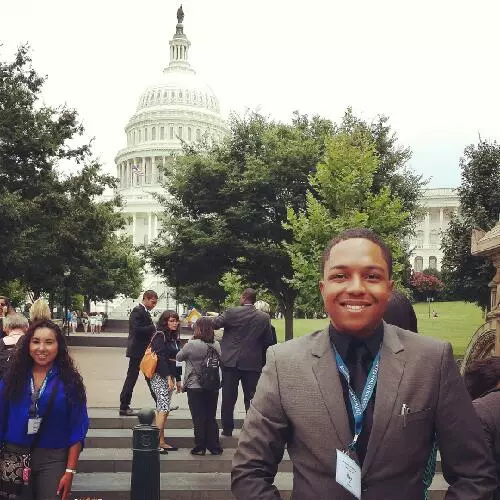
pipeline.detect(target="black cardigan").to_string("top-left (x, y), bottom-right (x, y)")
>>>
top-left (151, 332), bottom-right (180, 380)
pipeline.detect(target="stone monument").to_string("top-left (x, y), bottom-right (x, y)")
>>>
top-left (460, 221), bottom-right (500, 373)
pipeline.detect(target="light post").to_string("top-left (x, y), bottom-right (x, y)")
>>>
top-left (63, 268), bottom-right (71, 336)
top-left (427, 297), bottom-right (434, 319)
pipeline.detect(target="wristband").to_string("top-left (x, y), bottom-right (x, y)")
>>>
top-left (65, 468), bottom-right (77, 474)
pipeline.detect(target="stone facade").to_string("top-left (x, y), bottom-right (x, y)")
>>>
top-left (409, 188), bottom-right (460, 272)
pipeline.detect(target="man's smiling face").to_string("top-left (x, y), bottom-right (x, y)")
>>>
top-left (319, 238), bottom-right (393, 337)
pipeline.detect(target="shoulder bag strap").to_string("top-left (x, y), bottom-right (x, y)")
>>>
top-left (29, 379), bottom-right (59, 453)
top-left (150, 331), bottom-right (165, 353)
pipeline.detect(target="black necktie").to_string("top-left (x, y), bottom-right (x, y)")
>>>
top-left (347, 340), bottom-right (372, 466)
top-left (349, 340), bottom-right (369, 399)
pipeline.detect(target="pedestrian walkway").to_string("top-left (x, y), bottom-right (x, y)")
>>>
top-left (70, 347), bottom-right (449, 498)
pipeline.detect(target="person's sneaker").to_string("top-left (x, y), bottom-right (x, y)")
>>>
top-left (119, 408), bottom-right (138, 417)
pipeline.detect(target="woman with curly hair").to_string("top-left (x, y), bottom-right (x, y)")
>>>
top-left (0, 319), bottom-right (88, 500)
top-left (150, 310), bottom-right (182, 453)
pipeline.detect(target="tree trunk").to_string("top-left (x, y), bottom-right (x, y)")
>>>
top-left (84, 296), bottom-right (91, 314)
top-left (283, 297), bottom-right (295, 342)
top-left (48, 294), bottom-right (54, 319)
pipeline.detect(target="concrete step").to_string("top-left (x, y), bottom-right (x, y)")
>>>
top-left (72, 472), bottom-right (449, 499)
top-left (88, 408), bottom-right (244, 430)
top-left (79, 448), bottom-right (293, 473)
top-left (67, 326), bottom-right (193, 347)
top-left (79, 447), bottom-right (442, 474)
top-left (85, 428), bottom-right (240, 449)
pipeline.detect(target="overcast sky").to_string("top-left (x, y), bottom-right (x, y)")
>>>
top-left (2, 0), bottom-right (499, 188)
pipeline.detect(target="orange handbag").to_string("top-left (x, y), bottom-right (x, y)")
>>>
top-left (140, 331), bottom-right (164, 379)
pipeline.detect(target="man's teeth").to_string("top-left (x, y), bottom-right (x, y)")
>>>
top-left (344, 305), bottom-right (366, 311)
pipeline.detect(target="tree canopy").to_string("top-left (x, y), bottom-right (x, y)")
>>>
top-left (0, 45), bottom-right (142, 309)
top-left (441, 139), bottom-right (500, 311)
top-left (149, 109), bottom-right (423, 338)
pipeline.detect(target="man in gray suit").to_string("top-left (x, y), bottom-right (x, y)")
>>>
top-left (213, 288), bottom-right (275, 436)
top-left (232, 228), bottom-right (496, 499)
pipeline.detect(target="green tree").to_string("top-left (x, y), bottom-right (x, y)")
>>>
top-left (149, 112), bottom-right (326, 339)
top-left (0, 46), bottom-right (142, 307)
top-left (441, 140), bottom-right (500, 311)
top-left (0, 45), bottom-right (90, 280)
top-left (286, 131), bottom-right (414, 316)
top-left (149, 110), bottom-right (422, 339)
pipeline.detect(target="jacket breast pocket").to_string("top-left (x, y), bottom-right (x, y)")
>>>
top-left (401, 407), bottom-right (432, 427)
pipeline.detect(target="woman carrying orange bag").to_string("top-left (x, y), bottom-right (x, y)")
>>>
top-left (149, 310), bottom-right (181, 453)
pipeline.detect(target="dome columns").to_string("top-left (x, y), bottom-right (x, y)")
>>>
top-left (116, 155), bottom-right (172, 189)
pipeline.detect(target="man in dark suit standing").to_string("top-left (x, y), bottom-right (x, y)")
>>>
top-left (119, 290), bottom-right (158, 416)
top-left (213, 288), bottom-right (275, 436)
top-left (232, 229), bottom-right (496, 499)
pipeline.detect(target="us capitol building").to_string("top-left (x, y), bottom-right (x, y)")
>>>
top-left (107, 7), bottom-right (459, 316)
top-left (110, 6), bottom-right (227, 316)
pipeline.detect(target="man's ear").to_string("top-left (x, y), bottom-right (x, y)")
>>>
top-left (319, 280), bottom-right (325, 297)
top-left (388, 280), bottom-right (394, 293)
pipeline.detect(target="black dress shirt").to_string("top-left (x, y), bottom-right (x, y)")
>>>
top-left (329, 323), bottom-right (384, 465)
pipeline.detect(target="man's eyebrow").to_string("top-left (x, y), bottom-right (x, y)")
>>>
top-left (327, 265), bottom-right (386, 272)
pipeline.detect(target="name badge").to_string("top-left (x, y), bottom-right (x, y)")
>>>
top-left (27, 418), bottom-right (42, 435)
top-left (336, 449), bottom-right (361, 499)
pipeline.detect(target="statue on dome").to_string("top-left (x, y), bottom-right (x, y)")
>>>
top-left (177, 4), bottom-right (184, 24)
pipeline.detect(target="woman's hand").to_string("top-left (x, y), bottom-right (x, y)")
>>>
top-left (56, 472), bottom-right (74, 500)
top-left (176, 381), bottom-right (182, 393)
top-left (168, 376), bottom-right (176, 390)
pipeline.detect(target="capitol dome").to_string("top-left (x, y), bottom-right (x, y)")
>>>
top-left (115, 6), bottom-right (227, 249)
top-left (108, 6), bottom-right (227, 317)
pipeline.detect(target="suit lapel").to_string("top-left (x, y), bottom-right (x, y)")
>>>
top-left (362, 323), bottom-right (406, 476)
top-left (311, 328), bottom-right (352, 448)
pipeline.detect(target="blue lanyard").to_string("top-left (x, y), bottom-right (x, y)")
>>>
top-left (335, 348), bottom-right (381, 451)
top-left (30, 371), bottom-right (51, 416)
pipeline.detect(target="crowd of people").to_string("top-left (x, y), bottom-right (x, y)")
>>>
top-left (119, 286), bottom-right (276, 456)
top-left (2, 227), bottom-right (500, 498)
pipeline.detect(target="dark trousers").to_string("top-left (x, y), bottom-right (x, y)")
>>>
top-left (187, 389), bottom-right (220, 451)
top-left (18, 446), bottom-right (67, 499)
top-left (221, 367), bottom-right (261, 432)
top-left (119, 357), bottom-right (157, 410)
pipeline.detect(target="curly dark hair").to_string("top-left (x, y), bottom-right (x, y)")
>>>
top-left (157, 310), bottom-right (180, 341)
top-left (3, 319), bottom-right (86, 405)
top-left (193, 317), bottom-right (215, 343)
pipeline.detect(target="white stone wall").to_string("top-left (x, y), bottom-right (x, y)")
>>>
top-left (409, 188), bottom-right (460, 271)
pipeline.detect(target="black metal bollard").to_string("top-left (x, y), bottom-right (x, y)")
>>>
top-left (130, 408), bottom-right (160, 500)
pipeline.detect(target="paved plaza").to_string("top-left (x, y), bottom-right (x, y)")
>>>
top-left (69, 345), bottom-right (247, 414)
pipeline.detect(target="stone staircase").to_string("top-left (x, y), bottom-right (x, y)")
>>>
top-left (72, 408), bottom-right (449, 499)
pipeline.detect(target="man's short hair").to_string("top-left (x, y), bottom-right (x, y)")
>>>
top-left (321, 228), bottom-right (393, 278)
top-left (3, 313), bottom-right (29, 331)
top-left (143, 290), bottom-right (158, 300)
top-left (241, 288), bottom-right (257, 304)
top-left (464, 356), bottom-right (500, 400)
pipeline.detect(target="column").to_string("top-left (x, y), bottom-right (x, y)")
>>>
top-left (148, 212), bottom-right (152, 243)
top-left (132, 213), bottom-right (137, 245)
top-left (154, 214), bottom-right (158, 238)
top-left (423, 211), bottom-right (430, 247)
top-left (440, 208), bottom-right (444, 232)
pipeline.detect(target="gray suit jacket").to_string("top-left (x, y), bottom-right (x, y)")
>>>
top-left (232, 324), bottom-right (496, 499)
top-left (213, 305), bottom-right (274, 372)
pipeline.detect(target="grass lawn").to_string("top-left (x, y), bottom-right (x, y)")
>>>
top-left (272, 301), bottom-right (485, 357)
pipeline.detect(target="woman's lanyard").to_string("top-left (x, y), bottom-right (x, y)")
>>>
top-left (29, 371), bottom-right (51, 418)
top-left (334, 348), bottom-right (381, 452)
